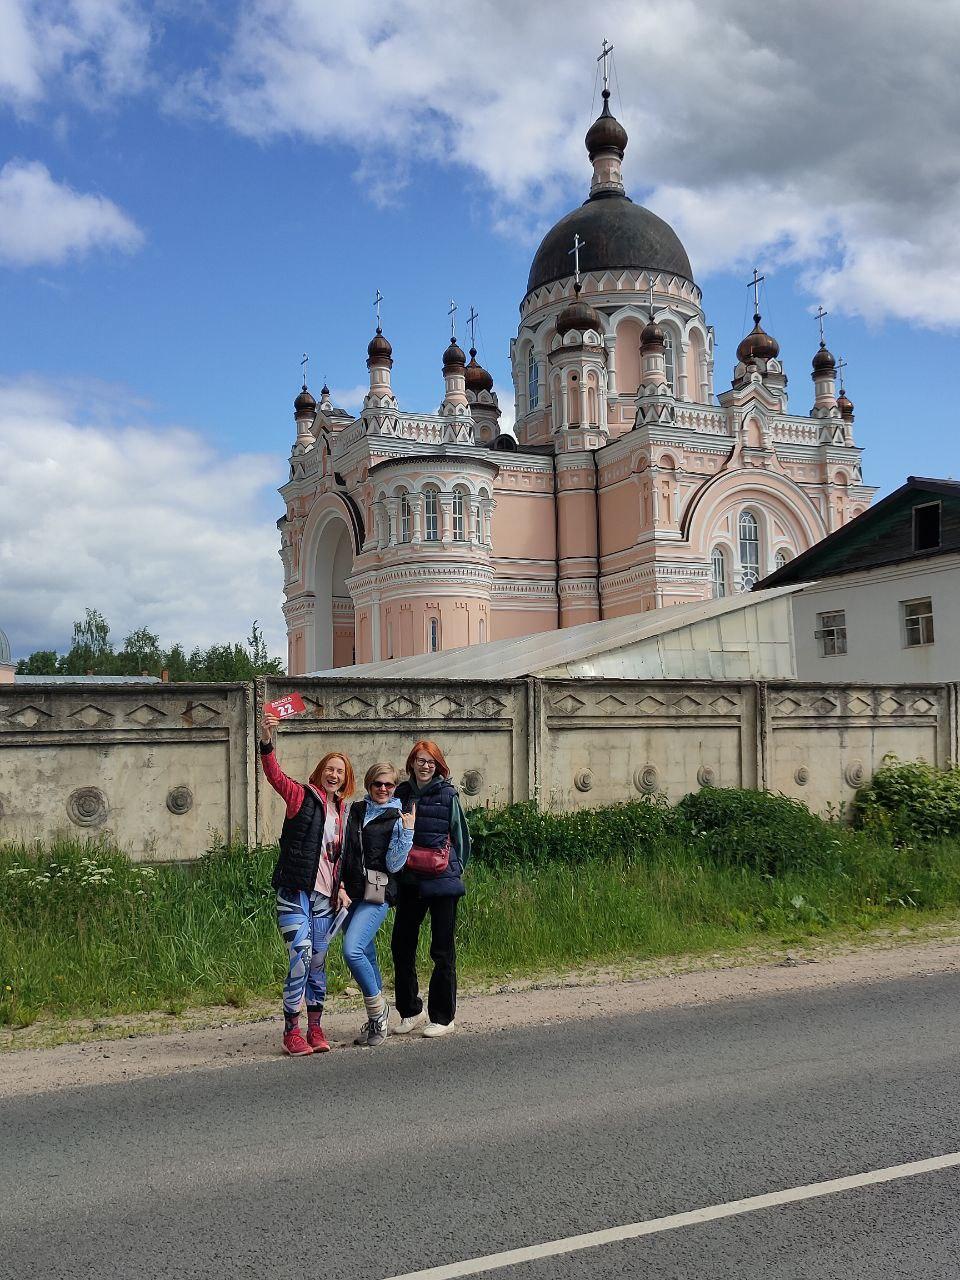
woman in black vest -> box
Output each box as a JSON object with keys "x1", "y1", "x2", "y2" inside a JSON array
[
  {"x1": 338, "y1": 762, "x2": 415, "y2": 1048},
  {"x1": 391, "y1": 740, "x2": 471, "y2": 1038},
  {"x1": 260, "y1": 710, "x2": 355, "y2": 1057}
]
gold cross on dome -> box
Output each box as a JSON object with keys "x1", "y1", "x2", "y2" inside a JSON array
[
  {"x1": 569, "y1": 233, "x2": 586, "y2": 286},
  {"x1": 816, "y1": 304, "x2": 828, "y2": 345},
  {"x1": 747, "y1": 267, "x2": 764, "y2": 314},
  {"x1": 597, "y1": 39, "x2": 614, "y2": 93}
]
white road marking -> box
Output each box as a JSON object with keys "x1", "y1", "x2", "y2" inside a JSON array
[{"x1": 385, "y1": 1151, "x2": 960, "y2": 1279}]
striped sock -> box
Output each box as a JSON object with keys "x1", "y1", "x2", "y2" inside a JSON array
[{"x1": 363, "y1": 992, "x2": 386, "y2": 1020}]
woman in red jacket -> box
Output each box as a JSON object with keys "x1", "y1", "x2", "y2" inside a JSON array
[{"x1": 260, "y1": 710, "x2": 355, "y2": 1056}]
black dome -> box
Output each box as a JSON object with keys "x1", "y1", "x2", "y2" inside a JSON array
[
  {"x1": 526, "y1": 193, "x2": 693, "y2": 296},
  {"x1": 294, "y1": 386, "x2": 316, "y2": 415}
]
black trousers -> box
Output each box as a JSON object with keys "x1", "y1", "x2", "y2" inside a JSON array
[{"x1": 391, "y1": 884, "x2": 459, "y2": 1026}]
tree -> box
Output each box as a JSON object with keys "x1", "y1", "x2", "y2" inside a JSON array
[
  {"x1": 60, "y1": 608, "x2": 115, "y2": 675},
  {"x1": 15, "y1": 611, "x2": 286, "y2": 681},
  {"x1": 16, "y1": 650, "x2": 58, "y2": 675}
]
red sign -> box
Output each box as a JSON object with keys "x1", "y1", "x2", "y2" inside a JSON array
[{"x1": 264, "y1": 692, "x2": 307, "y2": 720}]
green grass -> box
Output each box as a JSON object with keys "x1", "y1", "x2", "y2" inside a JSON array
[{"x1": 4, "y1": 821, "x2": 960, "y2": 1028}]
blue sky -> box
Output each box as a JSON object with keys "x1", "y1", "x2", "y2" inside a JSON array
[{"x1": 1, "y1": 1, "x2": 958, "y2": 661}]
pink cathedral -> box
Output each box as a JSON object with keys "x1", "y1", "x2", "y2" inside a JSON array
[{"x1": 280, "y1": 84, "x2": 875, "y2": 675}]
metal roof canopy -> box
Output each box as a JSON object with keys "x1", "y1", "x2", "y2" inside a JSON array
[{"x1": 308, "y1": 584, "x2": 805, "y2": 681}]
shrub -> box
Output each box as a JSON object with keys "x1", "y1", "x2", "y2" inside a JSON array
[
  {"x1": 855, "y1": 757, "x2": 960, "y2": 840},
  {"x1": 674, "y1": 787, "x2": 845, "y2": 875},
  {"x1": 467, "y1": 798, "x2": 674, "y2": 868}
]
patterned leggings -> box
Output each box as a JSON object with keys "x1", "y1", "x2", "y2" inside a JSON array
[{"x1": 276, "y1": 888, "x2": 334, "y2": 1014}]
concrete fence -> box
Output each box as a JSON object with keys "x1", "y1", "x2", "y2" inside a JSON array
[{"x1": 0, "y1": 675, "x2": 954, "y2": 861}]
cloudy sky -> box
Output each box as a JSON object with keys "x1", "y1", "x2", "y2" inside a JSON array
[{"x1": 1, "y1": 0, "x2": 958, "y2": 661}]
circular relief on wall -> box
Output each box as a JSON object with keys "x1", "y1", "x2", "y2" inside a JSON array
[
  {"x1": 634, "y1": 764, "x2": 660, "y2": 794},
  {"x1": 67, "y1": 786, "x2": 108, "y2": 828},
  {"x1": 794, "y1": 766, "x2": 810, "y2": 786},
  {"x1": 166, "y1": 785, "x2": 194, "y2": 815},
  {"x1": 844, "y1": 760, "x2": 866, "y2": 788},
  {"x1": 461, "y1": 770, "x2": 484, "y2": 797},
  {"x1": 697, "y1": 765, "x2": 716, "y2": 788},
  {"x1": 574, "y1": 770, "x2": 594, "y2": 793}
]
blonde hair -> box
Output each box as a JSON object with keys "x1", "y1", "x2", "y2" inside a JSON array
[{"x1": 364, "y1": 761, "x2": 399, "y2": 791}]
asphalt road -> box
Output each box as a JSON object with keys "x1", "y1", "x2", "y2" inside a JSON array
[{"x1": 4, "y1": 973, "x2": 960, "y2": 1279}]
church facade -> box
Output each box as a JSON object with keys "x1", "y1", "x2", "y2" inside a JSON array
[{"x1": 279, "y1": 83, "x2": 875, "y2": 675}]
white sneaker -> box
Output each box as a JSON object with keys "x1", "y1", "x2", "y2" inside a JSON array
[
  {"x1": 422, "y1": 1020, "x2": 456, "y2": 1038},
  {"x1": 393, "y1": 1011, "x2": 427, "y2": 1036}
]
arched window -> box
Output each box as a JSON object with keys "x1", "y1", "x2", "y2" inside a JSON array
[
  {"x1": 711, "y1": 547, "x2": 728, "y2": 598},
  {"x1": 399, "y1": 490, "x2": 412, "y2": 544},
  {"x1": 452, "y1": 488, "x2": 466, "y2": 541},
  {"x1": 738, "y1": 511, "x2": 760, "y2": 590},
  {"x1": 663, "y1": 335, "x2": 676, "y2": 394},
  {"x1": 476, "y1": 489, "x2": 489, "y2": 545},
  {"x1": 428, "y1": 617, "x2": 440, "y2": 652},
  {"x1": 527, "y1": 348, "x2": 539, "y2": 410},
  {"x1": 423, "y1": 488, "x2": 439, "y2": 541},
  {"x1": 774, "y1": 548, "x2": 790, "y2": 570},
  {"x1": 478, "y1": 617, "x2": 486, "y2": 643}
]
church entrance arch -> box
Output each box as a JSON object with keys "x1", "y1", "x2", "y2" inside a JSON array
[{"x1": 311, "y1": 514, "x2": 356, "y2": 671}]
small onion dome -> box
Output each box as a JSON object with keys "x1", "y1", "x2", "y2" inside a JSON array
[
  {"x1": 465, "y1": 347, "x2": 494, "y2": 393},
  {"x1": 585, "y1": 89, "x2": 628, "y2": 160},
  {"x1": 442, "y1": 338, "x2": 467, "y2": 372},
  {"x1": 321, "y1": 382, "x2": 330, "y2": 398},
  {"x1": 736, "y1": 314, "x2": 780, "y2": 363},
  {"x1": 556, "y1": 285, "x2": 602, "y2": 337},
  {"x1": 366, "y1": 328, "x2": 393, "y2": 368},
  {"x1": 640, "y1": 318, "x2": 665, "y2": 352},
  {"x1": 837, "y1": 390, "x2": 855, "y2": 420},
  {"x1": 294, "y1": 385, "x2": 316, "y2": 416},
  {"x1": 812, "y1": 342, "x2": 836, "y2": 373}
]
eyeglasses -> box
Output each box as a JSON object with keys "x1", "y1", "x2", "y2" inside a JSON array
[
  {"x1": 370, "y1": 780, "x2": 396, "y2": 791},
  {"x1": 413, "y1": 758, "x2": 436, "y2": 768}
]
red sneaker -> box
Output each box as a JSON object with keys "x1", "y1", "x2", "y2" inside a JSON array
[
  {"x1": 282, "y1": 1026, "x2": 314, "y2": 1056},
  {"x1": 306, "y1": 1023, "x2": 330, "y2": 1052}
]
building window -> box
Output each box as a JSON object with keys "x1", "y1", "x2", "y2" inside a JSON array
[
  {"x1": 478, "y1": 617, "x2": 486, "y2": 643},
  {"x1": 738, "y1": 510, "x2": 760, "y2": 590},
  {"x1": 774, "y1": 549, "x2": 790, "y2": 570},
  {"x1": 913, "y1": 503, "x2": 941, "y2": 553},
  {"x1": 452, "y1": 489, "x2": 466, "y2": 541},
  {"x1": 663, "y1": 335, "x2": 675, "y2": 394},
  {"x1": 902, "y1": 597, "x2": 934, "y2": 647},
  {"x1": 815, "y1": 610, "x2": 847, "y2": 656},
  {"x1": 399, "y1": 491, "x2": 411, "y2": 543},
  {"x1": 711, "y1": 546, "x2": 727, "y2": 598},
  {"x1": 528, "y1": 348, "x2": 539, "y2": 410},
  {"x1": 423, "y1": 488, "x2": 439, "y2": 541},
  {"x1": 428, "y1": 617, "x2": 440, "y2": 652}
]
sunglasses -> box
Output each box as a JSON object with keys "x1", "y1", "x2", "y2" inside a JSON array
[{"x1": 370, "y1": 780, "x2": 396, "y2": 790}]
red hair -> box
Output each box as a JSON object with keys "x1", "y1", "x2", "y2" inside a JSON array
[
  {"x1": 309, "y1": 752, "x2": 355, "y2": 799},
  {"x1": 404, "y1": 740, "x2": 449, "y2": 779}
]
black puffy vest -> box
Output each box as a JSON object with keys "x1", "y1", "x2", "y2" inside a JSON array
[
  {"x1": 272, "y1": 786, "x2": 336, "y2": 893},
  {"x1": 339, "y1": 801, "x2": 401, "y2": 906},
  {"x1": 398, "y1": 776, "x2": 455, "y2": 848},
  {"x1": 396, "y1": 777, "x2": 465, "y2": 899}
]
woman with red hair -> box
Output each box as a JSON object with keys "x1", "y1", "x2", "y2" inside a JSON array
[
  {"x1": 260, "y1": 709, "x2": 355, "y2": 1056},
  {"x1": 391, "y1": 739, "x2": 472, "y2": 1038}
]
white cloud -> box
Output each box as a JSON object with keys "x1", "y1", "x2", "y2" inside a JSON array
[
  {"x1": 0, "y1": 376, "x2": 287, "y2": 660},
  {"x1": 0, "y1": 0, "x2": 151, "y2": 110},
  {"x1": 0, "y1": 159, "x2": 143, "y2": 266},
  {"x1": 331, "y1": 384, "x2": 370, "y2": 413},
  {"x1": 178, "y1": 0, "x2": 960, "y2": 326}
]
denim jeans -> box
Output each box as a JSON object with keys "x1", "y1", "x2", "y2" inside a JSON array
[{"x1": 342, "y1": 901, "x2": 389, "y2": 998}]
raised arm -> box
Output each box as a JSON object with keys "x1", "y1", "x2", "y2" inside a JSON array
[{"x1": 259, "y1": 713, "x2": 305, "y2": 818}]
